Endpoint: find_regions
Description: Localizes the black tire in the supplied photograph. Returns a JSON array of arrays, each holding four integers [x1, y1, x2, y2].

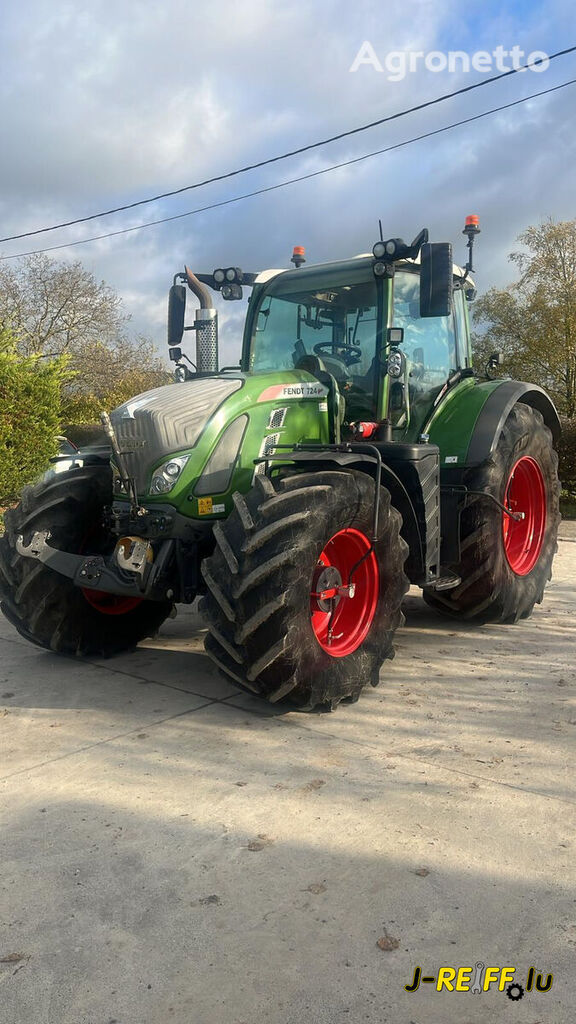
[[200, 470, 409, 710], [424, 403, 561, 623], [0, 466, 172, 656]]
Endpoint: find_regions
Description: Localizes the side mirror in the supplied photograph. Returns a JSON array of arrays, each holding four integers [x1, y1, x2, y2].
[[167, 284, 187, 346], [420, 242, 453, 318], [488, 351, 503, 369]]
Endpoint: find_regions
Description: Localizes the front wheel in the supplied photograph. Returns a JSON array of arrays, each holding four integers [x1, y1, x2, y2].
[[0, 467, 173, 655], [200, 470, 409, 710], [424, 403, 561, 623]]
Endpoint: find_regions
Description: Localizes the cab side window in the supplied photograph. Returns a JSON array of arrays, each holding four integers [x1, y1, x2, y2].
[[452, 286, 470, 368], [393, 271, 458, 391]]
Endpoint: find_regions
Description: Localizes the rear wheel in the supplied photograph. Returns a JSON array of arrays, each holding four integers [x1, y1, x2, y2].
[[0, 467, 172, 655], [200, 470, 409, 709], [424, 404, 561, 622]]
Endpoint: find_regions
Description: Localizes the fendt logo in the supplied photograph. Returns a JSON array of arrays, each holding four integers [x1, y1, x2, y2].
[[116, 439, 147, 451], [257, 382, 329, 403]]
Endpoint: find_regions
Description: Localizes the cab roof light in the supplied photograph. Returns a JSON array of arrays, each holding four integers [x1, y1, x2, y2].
[[463, 214, 481, 274], [291, 245, 306, 268]]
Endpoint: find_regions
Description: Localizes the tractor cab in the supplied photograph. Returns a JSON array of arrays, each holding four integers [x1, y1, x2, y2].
[[241, 251, 473, 438], [168, 225, 475, 444]]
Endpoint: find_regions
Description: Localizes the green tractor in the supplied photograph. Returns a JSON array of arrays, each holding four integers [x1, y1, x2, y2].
[[0, 217, 561, 710]]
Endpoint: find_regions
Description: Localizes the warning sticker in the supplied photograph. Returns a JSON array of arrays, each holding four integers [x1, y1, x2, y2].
[[258, 382, 329, 403], [197, 498, 226, 515]]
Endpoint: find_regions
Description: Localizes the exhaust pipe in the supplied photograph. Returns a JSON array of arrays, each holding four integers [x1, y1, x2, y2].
[[185, 266, 218, 373]]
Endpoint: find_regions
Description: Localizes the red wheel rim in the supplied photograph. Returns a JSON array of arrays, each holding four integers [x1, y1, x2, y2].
[[502, 456, 546, 575], [81, 589, 143, 615], [310, 528, 379, 657]]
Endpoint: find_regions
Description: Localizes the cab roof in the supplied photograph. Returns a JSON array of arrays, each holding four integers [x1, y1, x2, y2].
[[253, 252, 472, 287]]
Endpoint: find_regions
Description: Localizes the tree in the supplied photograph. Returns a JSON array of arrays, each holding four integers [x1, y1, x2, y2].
[[0, 328, 68, 504], [472, 219, 576, 416], [0, 253, 128, 358], [0, 252, 171, 427], [61, 335, 171, 423]]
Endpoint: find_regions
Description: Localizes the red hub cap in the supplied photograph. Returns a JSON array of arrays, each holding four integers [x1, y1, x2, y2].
[[502, 456, 546, 575], [81, 589, 143, 615], [310, 528, 379, 657]]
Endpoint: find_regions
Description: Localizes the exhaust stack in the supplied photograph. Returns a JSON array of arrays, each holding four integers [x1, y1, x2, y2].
[[185, 266, 219, 373]]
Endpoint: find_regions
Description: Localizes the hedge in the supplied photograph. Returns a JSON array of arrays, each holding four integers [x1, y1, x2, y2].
[[0, 346, 68, 505]]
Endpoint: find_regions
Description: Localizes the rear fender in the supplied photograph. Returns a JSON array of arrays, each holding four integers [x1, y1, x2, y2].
[[427, 379, 561, 469], [429, 379, 561, 566], [465, 381, 561, 465]]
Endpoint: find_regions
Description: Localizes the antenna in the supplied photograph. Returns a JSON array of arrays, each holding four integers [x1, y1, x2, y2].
[[378, 219, 384, 242]]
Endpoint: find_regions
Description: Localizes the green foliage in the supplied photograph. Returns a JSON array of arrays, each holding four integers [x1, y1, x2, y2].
[[60, 423, 108, 448], [0, 329, 68, 504], [558, 418, 576, 492], [0, 253, 170, 504], [472, 219, 576, 416]]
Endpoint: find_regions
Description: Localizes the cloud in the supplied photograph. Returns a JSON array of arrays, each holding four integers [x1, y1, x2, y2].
[[0, 0, 574, 368]]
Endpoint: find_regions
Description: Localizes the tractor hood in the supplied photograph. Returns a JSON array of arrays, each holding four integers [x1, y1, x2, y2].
[[110, 377, 243, 492]]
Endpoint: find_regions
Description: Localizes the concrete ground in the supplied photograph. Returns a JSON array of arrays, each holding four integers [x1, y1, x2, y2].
[[1, 539, 575, 1024]]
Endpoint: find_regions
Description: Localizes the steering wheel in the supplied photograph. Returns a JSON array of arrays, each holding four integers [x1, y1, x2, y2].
[[313, 341, 362, 366]]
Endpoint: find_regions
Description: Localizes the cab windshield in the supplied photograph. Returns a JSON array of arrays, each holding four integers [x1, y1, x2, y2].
[[247, 262, 462, 427], [249, 263, 380, 378]]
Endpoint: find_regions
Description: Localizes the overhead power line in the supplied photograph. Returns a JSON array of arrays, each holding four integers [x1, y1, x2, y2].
[[2, 76, 574, 263], [0, 45, 575, 245]]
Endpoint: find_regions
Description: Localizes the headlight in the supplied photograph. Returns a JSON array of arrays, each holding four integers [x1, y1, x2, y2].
[[150, 476, 172, 494], [149, 455, 189, 495], [387, 350, 404, 378]]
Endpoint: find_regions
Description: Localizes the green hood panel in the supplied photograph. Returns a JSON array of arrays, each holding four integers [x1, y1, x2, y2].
[[112, 371, 330, 518], [110, 377, 243, 492]]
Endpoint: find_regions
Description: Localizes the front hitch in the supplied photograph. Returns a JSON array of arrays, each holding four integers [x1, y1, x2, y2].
[[15, 531, 175, 603]]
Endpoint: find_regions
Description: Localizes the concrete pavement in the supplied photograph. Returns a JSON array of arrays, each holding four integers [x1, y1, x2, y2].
[[1, 541, 575, 1024]]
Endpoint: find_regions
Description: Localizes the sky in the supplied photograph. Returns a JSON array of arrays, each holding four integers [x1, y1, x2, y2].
[[1, 0, 575, 366]]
